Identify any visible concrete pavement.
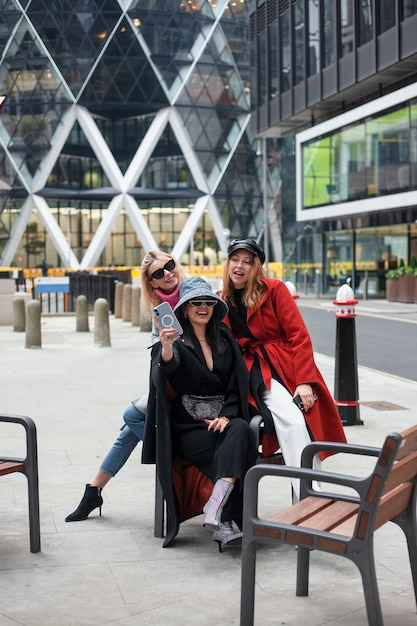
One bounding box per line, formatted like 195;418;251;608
0;301;416;625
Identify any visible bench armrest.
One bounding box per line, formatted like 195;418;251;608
0;414;38;466
244;463;366;511
301;441;381;468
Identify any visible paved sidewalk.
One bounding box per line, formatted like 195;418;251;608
0;307;416;626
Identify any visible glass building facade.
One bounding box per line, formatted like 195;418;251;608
249;0;417;295
0;0;264;270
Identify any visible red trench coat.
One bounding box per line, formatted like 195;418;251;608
224;278;346;459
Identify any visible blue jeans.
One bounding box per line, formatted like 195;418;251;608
100;404;145;477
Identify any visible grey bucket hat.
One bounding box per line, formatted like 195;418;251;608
174;276;228;321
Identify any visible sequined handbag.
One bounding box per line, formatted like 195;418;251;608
181;394;225;421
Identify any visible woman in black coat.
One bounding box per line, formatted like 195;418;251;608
142;277;257;550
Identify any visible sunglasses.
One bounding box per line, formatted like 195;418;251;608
150;259;176;280
188;300;218;307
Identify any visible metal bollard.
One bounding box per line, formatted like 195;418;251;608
94;298;111;347
303;270;308;296
333;284;363;426
25;300;42;348
315;269;321;298
76;294;89;332
114;281;124;318
131;285;141;327
13;297;26;332
363;270;368;301
122;283;132;322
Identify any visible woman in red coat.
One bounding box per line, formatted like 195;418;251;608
222;239;347;496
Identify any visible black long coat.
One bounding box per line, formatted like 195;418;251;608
142;324;251;547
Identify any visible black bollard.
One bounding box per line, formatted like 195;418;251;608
333;284;363;426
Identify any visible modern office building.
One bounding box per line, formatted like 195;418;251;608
250;0;417;295
0;0;263;270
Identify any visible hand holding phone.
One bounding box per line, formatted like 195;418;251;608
293;392;318;412
153;302;183;338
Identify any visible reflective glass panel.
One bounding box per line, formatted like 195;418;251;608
323;0;336;67
358;0;374;46
340;0;354;56
307;0;320;76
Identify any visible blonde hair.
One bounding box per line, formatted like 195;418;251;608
222;255;266;309
140;250;187;313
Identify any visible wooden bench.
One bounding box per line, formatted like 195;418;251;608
240;424;417;626
0;414;41;553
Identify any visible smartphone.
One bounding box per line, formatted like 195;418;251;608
153;302;183;338
293;393;318;412
293;394;304;411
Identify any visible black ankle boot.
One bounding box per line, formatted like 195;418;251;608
65;484;103;522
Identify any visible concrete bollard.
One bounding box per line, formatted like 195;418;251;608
114;281;124;318
13;297;26;332
76;294;89;332
131;285;141;327
25;299;42;348
94;298;111;347
122;283;132;322
333;284;363;426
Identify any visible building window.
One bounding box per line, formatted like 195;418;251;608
378;0;396;33
340;0;354;56
258;3;267;107
401;1;417;20
280;10;291;92
323;0;336;67
258;28;267;106
301;102;416;210
292;0;305;85
269;19;279;99
358;0;374;46
307;0;320;76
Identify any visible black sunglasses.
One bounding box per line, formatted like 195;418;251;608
150;259;176;280
188;299;218;307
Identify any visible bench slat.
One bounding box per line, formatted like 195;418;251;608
376;481;414;529
268;496;333;525
0;460;25;476
383;451;417;494
396;425;417;461
268;498;358;533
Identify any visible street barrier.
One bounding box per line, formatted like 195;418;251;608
333;283;363;426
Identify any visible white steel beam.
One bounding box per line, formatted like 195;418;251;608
80;194;125;268
171;195;209;261
0;197;34;266
124;108;170;190
124;194;159;251
76;106;125;189
33;195;80;268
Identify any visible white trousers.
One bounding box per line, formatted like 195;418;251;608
262;378;321;499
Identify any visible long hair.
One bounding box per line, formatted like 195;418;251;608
222;255;267;309
140;250;187;313
175;306;229;355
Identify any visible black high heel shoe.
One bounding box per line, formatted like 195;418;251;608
65;484;103;522
212;521;242;553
